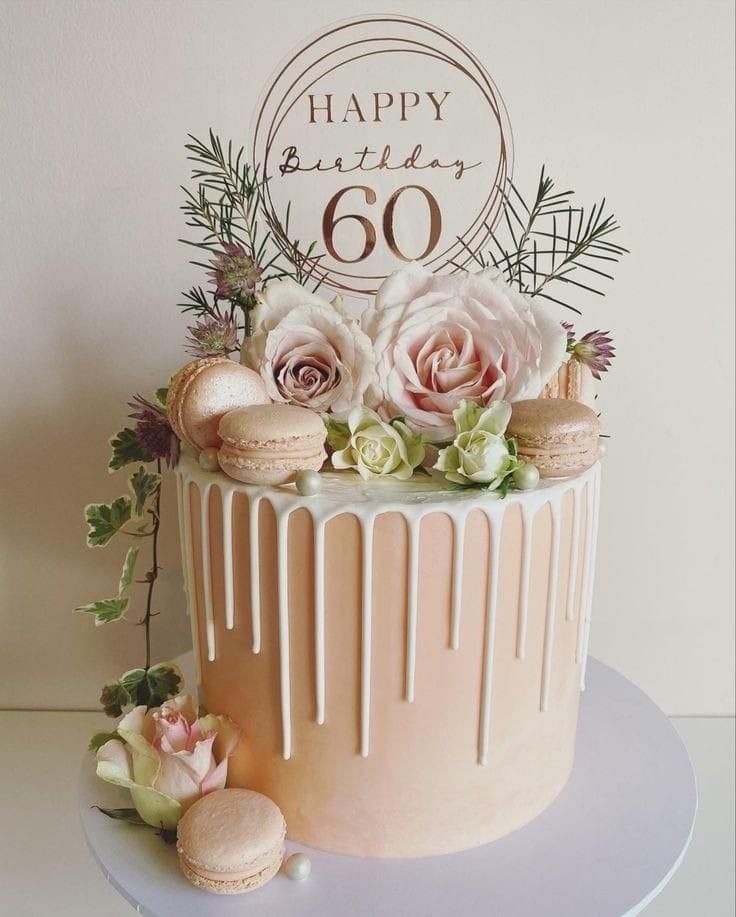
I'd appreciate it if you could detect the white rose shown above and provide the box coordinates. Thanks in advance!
[435,400,518,489]
[363,264,567,442]
[243,278,375,415]
[330,406,425,481]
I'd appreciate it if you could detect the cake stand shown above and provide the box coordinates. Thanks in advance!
[79,658,697,917]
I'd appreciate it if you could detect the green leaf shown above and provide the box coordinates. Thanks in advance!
[91,806,150,826]
[129,466,161,516]
[89,731,119,753]
[85,497,132,547]
[118,547,140,594]
[119,668,147,704]
[75,596,129,626]
[154,388,169,409]
[109,428,153,472]
[100,681,131,718]
[145,662,183,707]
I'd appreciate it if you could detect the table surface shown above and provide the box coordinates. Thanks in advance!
[1,686,733,915]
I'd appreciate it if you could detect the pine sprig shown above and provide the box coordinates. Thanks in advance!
[484,166,628,313]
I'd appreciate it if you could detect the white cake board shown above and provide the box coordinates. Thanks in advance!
[79,659,697,917]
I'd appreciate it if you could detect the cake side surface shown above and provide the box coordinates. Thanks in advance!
[177,456,600,857]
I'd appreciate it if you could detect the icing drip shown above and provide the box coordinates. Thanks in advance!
[579,470,601,690]
[314,520,326,725]
[478,514,501,765]
[199,482,216,662]
[277,513,293,760]
[450,514,465,650]
[576,475,597,667]
[539,504,562,712]
[175,475,190,617]
[221,489,235,630]
[360,515,375,757]
[565,487,581,622]
[175,459,599,764]
[405,514,423,702]
[179,475,202,684]
[516,506,534,659]
[249,495,263,654]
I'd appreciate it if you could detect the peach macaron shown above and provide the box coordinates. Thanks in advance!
[508,398,600,478]
[176,788,286,895]
[217,403,327,486]
[166,357,270,453]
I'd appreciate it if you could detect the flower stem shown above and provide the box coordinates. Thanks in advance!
[143,460,162,671]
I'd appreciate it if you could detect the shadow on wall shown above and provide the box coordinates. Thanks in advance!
[0,318,192,710]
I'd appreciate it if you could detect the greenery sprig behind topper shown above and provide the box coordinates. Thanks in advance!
[453,167,628,314]
[75,134,625,743]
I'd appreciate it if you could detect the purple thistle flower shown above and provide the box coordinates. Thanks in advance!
[128,395,180,468]
[185,314,239,358]
[570,330,616,380]
[208,243,261,300]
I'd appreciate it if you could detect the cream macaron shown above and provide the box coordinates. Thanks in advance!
[176,788,286,895]
[167,357,270,453]
[507,398,601,478]
[217,403,327,486]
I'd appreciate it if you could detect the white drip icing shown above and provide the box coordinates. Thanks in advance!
[576,475,597,667]
[221,489,235,630]
[565,487,581,622]
[478,514,501,765]
[580,470,601,690]
[450,514,465,650]
[248,494,263,654]
[516,505,534,659]
[405,514,423,702]
[276,513,292,760]
[199,482,216,662]
[360,515,375,757]
[175,475,190,616]
[539,504,562,712]
[176,459,598,764]
[314,520,326,725]
[179,475,202,684]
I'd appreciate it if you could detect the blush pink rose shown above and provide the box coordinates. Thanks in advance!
[363,264,567,442]
[243,278,375,415]
[95,694,240,829]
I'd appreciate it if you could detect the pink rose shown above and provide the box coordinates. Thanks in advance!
[96,694,240,829]
[243,278,375,415]
[363,265,567,441]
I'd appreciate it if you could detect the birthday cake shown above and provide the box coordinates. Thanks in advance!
[77,14,625,889]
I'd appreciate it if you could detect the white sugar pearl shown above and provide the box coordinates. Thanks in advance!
[513,462,540,492]
[284,852,311,881]
[295,469,322,496]
[198,447,220,472]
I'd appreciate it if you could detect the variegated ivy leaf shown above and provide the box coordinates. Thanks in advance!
[109,428,153,473]
[118,546,139,594]
[146,662,183,707]
[88,731,119,753]
[75,596,129,626]
[129,466,161,516]
[100,681,131,718]
[85,496,132,547]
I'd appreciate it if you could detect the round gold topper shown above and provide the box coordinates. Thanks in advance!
[252,15,513,297]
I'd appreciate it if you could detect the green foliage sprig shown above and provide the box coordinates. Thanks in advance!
[454,166,628,314]
[75,393,182,721]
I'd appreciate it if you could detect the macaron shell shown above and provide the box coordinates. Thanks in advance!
[218,443,325,486]
[508,398,600,479]
[167,359,270,452]
[179,846,284,895]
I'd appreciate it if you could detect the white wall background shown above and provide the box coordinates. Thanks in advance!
[0,0,733,715]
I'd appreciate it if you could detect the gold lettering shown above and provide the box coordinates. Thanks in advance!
[343,93,366,123]
[308,94,333,124]
[400,91,420,121]
[426,90,451,121]
[373,92,394,121]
